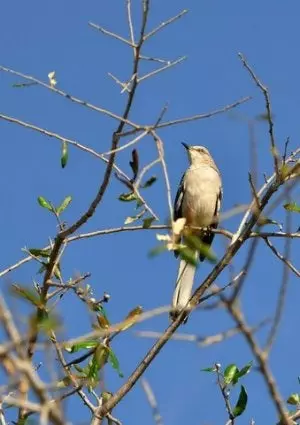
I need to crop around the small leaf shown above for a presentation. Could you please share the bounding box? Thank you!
[129,149,139,181]
[256,112,274,121]
[108,349,124,378]
[93,304,108,319]
[177,246,198,266]
[148,245,168,257]
[96,314,110,330]
[143,217,155,228]
[121,306,143,331]
[12,82,37,88]
[61,141,68,168]
[184,234,217,263]
[102,391,113,403]
[65,340,99,353]
[11,284,41,307]
[87,344,109,388]
[28,248,51,258]
[35,312,60,334]
[53,263,62,280]
[57,195,72,215]
[201,367,216,372]
[37,196,53,212]
[141,176,157,188]
[124,209,145,225]
[224,364,238,385]
[287,393,300,405]
[284,202,300,213]
[233,385,248,417]
[118,192,137,202]
[237,361,253,379]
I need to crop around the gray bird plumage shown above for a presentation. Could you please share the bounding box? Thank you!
[171,143,222,319]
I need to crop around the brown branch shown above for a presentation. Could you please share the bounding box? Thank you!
[97,157,289,419]
[263,237,300,278]
[238,53,280,178]
[223,303,291,425]
[265,211,294,353]
[0,66,139,129]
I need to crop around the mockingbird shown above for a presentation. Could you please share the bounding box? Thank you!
[171,143,222,319]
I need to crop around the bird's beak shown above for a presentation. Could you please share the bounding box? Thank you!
[182,142,190,151]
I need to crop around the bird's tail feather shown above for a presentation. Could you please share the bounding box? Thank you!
[171,253,198,319]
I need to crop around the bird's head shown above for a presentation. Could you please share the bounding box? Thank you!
[182,143,212,165]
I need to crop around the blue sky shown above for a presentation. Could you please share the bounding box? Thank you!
[1,1,299,424]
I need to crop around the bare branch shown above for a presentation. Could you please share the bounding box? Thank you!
[137,56,186,83]
[89,21,134,47]
[141,379,163,425]
[0,65,139,128]
[144,9,188,40]
[263,238,299,278]
[238,53,280,178]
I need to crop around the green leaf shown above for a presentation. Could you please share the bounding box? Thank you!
[36,312,60,333]
[28,248,51,258]
[143,217,155,228]
[124,209,145,225]
[108,348,124,378]
[61,140,68,168]
[37,196,53,212]
[64,340,99,353]
[86,344,109,388]
[148,245,168,257]
[53,263,62,280]
[177,246,198,266]
[184,234,217,263]
[237,361,253,380]
[11,284,41,307]
[200,367,216,372]
[284,202,300,213]
[92,304,108,320]
[57,195,72,215]
[233,385,248,417]
[224,364,238,385]
[141,176,157,188]
[12,81,37,88]
[118,192,137,202]
[287,393,300,405]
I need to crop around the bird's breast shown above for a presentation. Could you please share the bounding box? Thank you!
[182,166,221,227]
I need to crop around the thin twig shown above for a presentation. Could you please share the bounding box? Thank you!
[238,53,280,178]
[89,22,134,47]
[216,364,235,424]
[127,0,135,46]
[151,131,173,219]
[141,379,163,425]
[264,215,293,354]
[262,237,299,278]
[144,9,188,40]
[0,66,139,128]
[138,56,186,83]
[223,303,291,425]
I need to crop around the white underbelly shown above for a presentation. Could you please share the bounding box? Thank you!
[182,166,220,227]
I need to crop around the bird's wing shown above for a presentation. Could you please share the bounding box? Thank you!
[200,186,223,261]
[173,173,185,257]
[174,173,185,221]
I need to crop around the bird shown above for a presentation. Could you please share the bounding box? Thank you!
[170,143,222,320]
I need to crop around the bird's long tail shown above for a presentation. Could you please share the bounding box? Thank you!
[171,252,198,320]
